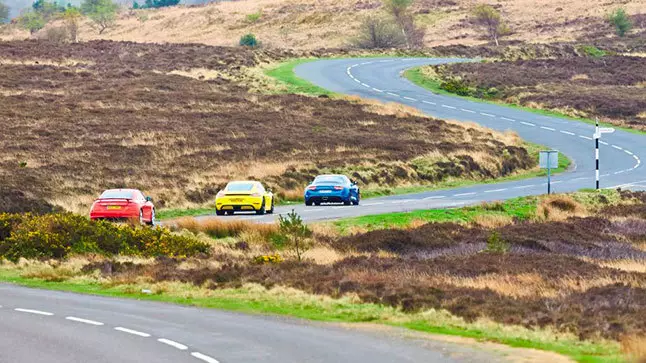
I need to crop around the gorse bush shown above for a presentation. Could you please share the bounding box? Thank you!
[0,213,209,262]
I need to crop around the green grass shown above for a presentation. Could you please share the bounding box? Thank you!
[334,188,620,232]
[0,270,623,362]
[404,67,646,136]
[265,59,335,96]
[334,195,537,232]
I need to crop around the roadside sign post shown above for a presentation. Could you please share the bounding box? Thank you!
[593,119,615,190]
[539,150,559,194]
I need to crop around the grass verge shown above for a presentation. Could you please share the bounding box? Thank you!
[0,270,623,363]
[404,67,646,136]
[264,58,335,96]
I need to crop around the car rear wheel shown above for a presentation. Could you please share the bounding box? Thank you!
[267,198,274,214]
[256,204,266,215]
[139,210,144,225]
[146,209,156,226]
[216,210,225,216]
[305,200,312,206]
[314,201,321,206]
[343,199,351,206]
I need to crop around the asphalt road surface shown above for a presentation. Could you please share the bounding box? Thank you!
[1,284,508,363]
[201,57,646,223]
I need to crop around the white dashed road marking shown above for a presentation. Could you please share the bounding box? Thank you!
[484,188,507,193]
[424,196,446,200]
[501,117,516,122]
[362,202,384,206]
[422,100,436,105]
[441,104,456,109]
[66,317,104,326]
[454,192,476,197]
[520,122,536,127]
[513,185,536,189]
[540,126,556,131]
[191,352,221,363]
[579,135,593,141]
[461,109,476,113]
[158,338,188,350]
[625,150,634,155]
[480,112,495,117]
[612,145,623,150]
[114,327,151,337]
[15,308,54,316]
[403,96,418,101]
[560,131,575,136]
[387,92,400,97]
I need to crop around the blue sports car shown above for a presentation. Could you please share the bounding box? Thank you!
[304,174,360,206]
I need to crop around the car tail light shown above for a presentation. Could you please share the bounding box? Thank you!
[334,186,344,190]
[216,191,225,197]
[307,186,317,191]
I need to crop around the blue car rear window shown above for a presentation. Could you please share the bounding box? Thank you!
[314,176,345,184]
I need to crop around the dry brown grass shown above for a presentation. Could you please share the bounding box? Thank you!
[172,217,278,242]
[622,335,646,363]
[2,0,644,48]
[536,195,587,222]
[472,214,515,228]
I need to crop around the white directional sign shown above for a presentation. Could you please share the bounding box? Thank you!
[539,150,559,169]
[599,127,615,134]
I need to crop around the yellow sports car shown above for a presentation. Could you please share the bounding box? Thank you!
[215,181,274,215]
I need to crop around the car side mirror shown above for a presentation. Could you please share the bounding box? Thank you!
[145,196,153,202]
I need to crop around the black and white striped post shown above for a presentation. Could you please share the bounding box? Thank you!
[595,119,600,190]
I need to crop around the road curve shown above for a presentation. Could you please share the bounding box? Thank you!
[0,283,505,363]
[201,57,644,223]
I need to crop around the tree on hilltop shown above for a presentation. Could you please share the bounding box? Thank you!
[472,4,511,46]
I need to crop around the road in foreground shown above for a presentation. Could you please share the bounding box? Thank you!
[0,284,513,363]
[198,57,645,223]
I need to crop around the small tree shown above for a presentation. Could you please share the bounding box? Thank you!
[275,210,312,262]
[607,8,632,37]
[0,1,9,23]
[382,0,424,48]
[239,33,258,47]
[19,11,46,34]
[472,4,510,46]
[63,7,81,42]
[353,15,406,49]
[82,0,117,34]
[484,231,510,254]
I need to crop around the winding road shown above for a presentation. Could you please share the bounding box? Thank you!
[5,58,646,362]
[1,284,511,363]
[210,57,646,223]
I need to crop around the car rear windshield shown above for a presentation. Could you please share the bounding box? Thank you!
[100,190,134,199]
[313,176,345,185]
[226,183,255,192]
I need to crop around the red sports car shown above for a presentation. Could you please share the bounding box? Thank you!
[90,189,155,225]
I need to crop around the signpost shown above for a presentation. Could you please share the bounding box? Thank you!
[539,150,559,194]
[593,119,615,189]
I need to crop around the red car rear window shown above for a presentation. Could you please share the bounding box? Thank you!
[100,190,134,199]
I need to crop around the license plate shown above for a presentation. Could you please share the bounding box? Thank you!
[320,190,332,193]
[107,206,122,210]
[231,198,243,202]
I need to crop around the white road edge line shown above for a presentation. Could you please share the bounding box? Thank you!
[158,338,188,350]
[66,317,104,326]
[191,352,221,363]
[15,308,54,316]
[114,327,151,337]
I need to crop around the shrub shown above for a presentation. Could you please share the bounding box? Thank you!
[484,231,510,253]
[41,26,70,42]
[239,33,258,47]
[607,8,632,37]
[352,15,406,49]
[18,11,46,34]
[245,11,262,23]
[253,254,282,264]
[0,1,9,23]
[0,213,209,262]
[577,45,606,58]
[440,77,472,96]
[272,210,312,261]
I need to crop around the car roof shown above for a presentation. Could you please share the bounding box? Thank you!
[315,174,346,178]
[227,180,259,185]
